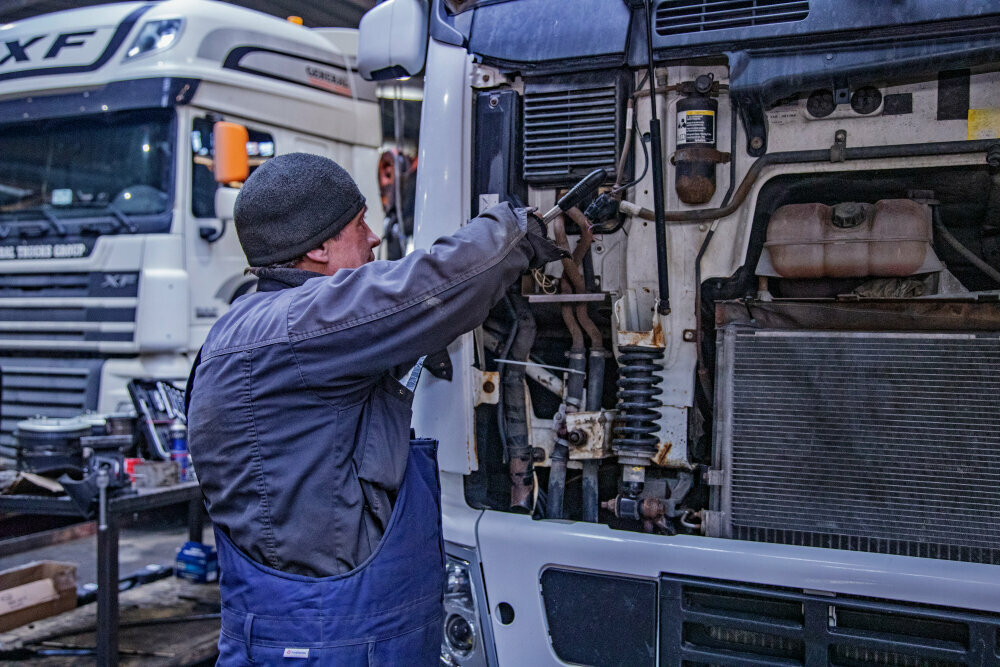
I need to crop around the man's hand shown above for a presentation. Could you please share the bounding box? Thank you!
[524,210,569,268]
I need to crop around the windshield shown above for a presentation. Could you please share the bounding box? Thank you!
[0,108,174,235]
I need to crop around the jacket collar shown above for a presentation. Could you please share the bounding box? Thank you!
[253,268,324,293]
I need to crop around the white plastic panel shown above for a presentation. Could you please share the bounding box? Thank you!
[476,512,1000,666]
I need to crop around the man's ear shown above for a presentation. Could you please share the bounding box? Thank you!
[304,242,329,264]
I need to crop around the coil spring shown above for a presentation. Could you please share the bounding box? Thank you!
[614,346,664,455]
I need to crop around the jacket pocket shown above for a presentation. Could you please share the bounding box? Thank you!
[355,376,413,510]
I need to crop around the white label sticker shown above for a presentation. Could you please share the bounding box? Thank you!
[478,193,500,214]
[283,648,310,658]
[676,109,716,145]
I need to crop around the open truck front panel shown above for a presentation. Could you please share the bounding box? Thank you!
[0,0,380,463]
[379,1,1000,664]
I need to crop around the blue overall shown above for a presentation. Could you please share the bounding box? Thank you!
[214,438,445,666]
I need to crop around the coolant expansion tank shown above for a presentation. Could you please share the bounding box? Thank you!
[764,199,932,279]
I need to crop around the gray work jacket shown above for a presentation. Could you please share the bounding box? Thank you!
[187,203,535,577]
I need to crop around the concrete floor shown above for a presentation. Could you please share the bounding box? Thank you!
[0,519,215,589]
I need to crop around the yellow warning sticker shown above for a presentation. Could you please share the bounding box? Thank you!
[683,110,716,116]
[967,109,1000,140]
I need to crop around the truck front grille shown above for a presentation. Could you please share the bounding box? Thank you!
[660,576,999,667]
[0,357,103,464]
[0,271,139,351]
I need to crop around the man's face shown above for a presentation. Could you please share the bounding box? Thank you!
[310,207,381,275]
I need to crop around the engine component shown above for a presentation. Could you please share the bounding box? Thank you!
[806,88,836,118]
[613,346,664,463]
[850,85,882,115]
[501,296,537,513]
[758,199,938,279]
[707,326,1000,564]
[14,416,89,476]
[674,74,727,205]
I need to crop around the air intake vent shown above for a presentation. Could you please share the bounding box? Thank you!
[522,74,625,185]
[710,328,1000,565]
[660,576,998,667]
[655,0,809,36]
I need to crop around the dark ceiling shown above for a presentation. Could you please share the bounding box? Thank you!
[0,0,376,28]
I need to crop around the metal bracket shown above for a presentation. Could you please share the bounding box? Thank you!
[830,129,848,162]
[704,468,726,486]
[472,369,499,406]
[470,64,508,89]
[734,93,768,157]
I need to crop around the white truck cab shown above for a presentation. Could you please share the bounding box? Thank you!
[0,0,380,461]
[361,1,1000,665]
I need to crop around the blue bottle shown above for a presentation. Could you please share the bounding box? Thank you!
[169,419,190,482]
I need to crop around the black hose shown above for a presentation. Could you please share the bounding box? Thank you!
[586,351,606,412]
[933,206,1000,285]
[547,438,569,520]
[694,106,739,397]
[495,308,519,463]
[503,295,537,512]
[660,139,1000,224]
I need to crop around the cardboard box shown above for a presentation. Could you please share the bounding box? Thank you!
[0,561,77,632]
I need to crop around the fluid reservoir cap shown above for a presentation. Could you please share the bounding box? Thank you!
[694,74,714,95]
[831,201,868,228]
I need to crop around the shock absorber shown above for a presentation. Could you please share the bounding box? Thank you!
[609,346,664,522]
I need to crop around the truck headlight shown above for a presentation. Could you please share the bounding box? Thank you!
[441,555,488,666]
[124,19,183,61]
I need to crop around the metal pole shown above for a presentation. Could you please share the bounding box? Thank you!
[96,471,119,667]
[644,0,671,315]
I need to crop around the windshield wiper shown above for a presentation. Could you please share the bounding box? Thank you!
[0,183,34,201]
[70,201,139,234]
[39,206,68,236]
[106,202,139,233]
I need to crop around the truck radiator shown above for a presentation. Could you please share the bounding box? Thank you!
[709,328,1000,565]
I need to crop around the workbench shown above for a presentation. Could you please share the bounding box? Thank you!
[0,482,205,666]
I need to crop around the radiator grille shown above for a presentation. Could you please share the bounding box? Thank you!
[0,271,138,350]
[655,0,809,36]
[0,272,91,297]
[661,576,997,667]
[713,329,1000,565]
[0,358,102,463]
[522,81,620,184]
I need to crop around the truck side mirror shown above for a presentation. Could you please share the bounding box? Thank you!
[212,122,249,184]
[204,122,248,242]
[357,0,429,81]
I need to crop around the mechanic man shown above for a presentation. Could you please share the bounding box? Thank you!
[186,153,562,665]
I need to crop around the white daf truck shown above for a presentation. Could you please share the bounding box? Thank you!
[0,0,380,462]
[360,1,1000,665]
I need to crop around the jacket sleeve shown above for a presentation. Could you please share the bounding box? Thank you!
[286,202,534,382]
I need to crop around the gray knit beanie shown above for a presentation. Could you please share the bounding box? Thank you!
[234,153,366,266]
